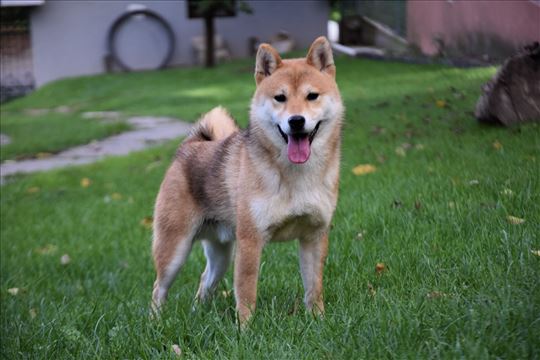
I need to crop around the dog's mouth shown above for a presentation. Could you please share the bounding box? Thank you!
[277,121,322,164]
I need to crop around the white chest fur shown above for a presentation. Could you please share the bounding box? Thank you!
[249,162,338,242]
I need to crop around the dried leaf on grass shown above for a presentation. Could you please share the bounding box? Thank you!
[60,254,71,265]
[507,215,525,225]
[36,152,53,159]
[140,216,153,229]
[29,308,38,319]
[171,344,182,357]
[501,188,514,196]
[36,244,58,255]
[367,282,376,297]
[7,288,20,296]
[375,263,386,275]
[80,178,91,188]
[435,99,447,108]
[395,146,406,157]
[352,164,377,176]
[492,140,503,150]
[531,250,540,257]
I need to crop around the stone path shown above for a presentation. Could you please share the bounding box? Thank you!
[0,133,11,146]
[0,116,192,182]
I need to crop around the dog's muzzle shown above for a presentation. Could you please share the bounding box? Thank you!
[277,121,322,145]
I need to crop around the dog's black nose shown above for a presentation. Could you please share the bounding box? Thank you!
[288,115,305,132]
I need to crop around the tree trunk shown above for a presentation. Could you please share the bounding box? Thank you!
[204,14,215,68]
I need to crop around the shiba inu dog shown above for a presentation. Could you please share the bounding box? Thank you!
[151,37,344,325]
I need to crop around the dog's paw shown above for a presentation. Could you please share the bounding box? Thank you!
[306,301,325,318]
[149,302,162,320]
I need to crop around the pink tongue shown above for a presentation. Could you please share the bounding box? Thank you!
[287,136,311,164]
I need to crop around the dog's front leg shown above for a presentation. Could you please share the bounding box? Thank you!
[234,217,264,326]
[299,232,328,315]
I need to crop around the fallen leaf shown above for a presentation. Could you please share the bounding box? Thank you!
[507,215,525,225]
[36,244,58,255]
[435,99,447,108]
[172,344,182,357]
[501,188,514,196]
[26,187,40,194]
[140,216,153,229]
[401,142,413,150]
[367,282,376,297]
[395,147,406,157]
[352,164,377,176]
[60,254,71,265]
[375,263,386,275]
[426,291,448,299]
[29,308,37,319]
[111,192,122,200]
[36,152,52,159]
[531,250,540,257]
[80,178,91,188]
[468,179,479,186]
[7,288,19,296]
[492,140,503,150]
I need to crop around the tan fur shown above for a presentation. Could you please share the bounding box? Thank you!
[188,106,239,142]
[151,37,344,326]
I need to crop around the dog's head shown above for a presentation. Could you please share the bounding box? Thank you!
[250,37,343,165]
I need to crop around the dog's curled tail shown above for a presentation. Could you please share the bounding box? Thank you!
[188,106,239,142]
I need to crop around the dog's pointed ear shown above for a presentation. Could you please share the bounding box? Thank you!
[255,43,282,85]
[306,37,335,77]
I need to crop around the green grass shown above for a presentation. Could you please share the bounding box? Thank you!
[0,111,130,162]
[1,55,539,359]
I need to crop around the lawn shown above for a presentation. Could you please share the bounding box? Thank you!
[0,111,131,162]
[1,54,539,359]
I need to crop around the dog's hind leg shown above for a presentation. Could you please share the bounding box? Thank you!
[196,240,233,302]
[151,219,200,314]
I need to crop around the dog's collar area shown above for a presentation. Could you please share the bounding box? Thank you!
[277,121,322,145]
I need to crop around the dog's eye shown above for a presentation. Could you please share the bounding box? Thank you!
[307,93,319,101]
[274,94,286,103]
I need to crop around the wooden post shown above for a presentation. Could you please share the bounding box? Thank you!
[204,14,215,68]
